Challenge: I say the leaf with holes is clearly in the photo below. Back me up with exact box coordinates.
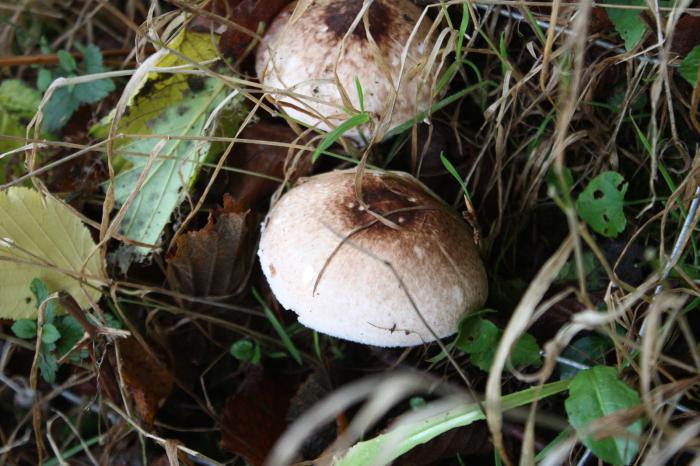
[0,187,105,319]
[577,171,628,238]
[565,365,642,465]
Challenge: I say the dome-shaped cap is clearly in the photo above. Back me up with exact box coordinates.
[258,169,488,347]
[256,0,442,142]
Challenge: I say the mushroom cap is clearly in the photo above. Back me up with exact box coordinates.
[258,169,488,347]
[256,0,442,143]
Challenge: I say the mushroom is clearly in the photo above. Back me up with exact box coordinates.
[258,168,488,347]
[255,0,444,143]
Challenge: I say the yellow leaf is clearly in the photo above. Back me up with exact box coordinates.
[0,187,105,319]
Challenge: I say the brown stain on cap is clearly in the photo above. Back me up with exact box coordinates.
[322,0,391,42]
[337,173,441,238]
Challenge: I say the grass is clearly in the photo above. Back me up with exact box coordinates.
[1,0,700,465]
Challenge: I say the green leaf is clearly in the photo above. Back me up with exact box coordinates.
[30,278,50,308]
[577,171,628,238]
[41,85,81,133]
[95,29,245,268]
[11,319,37,339]
[337,380,570,465]
[38,350,58,383]
[0,79,41,158]
[0,79,41,117]
[565,365,642,465]
[679,45,700,87]
[74,44,115,103]
[37,69,53,92]
[0,188,105,320]
[80,44,105,74]
[230,339,261,364]
[559,335,613,380]
[57,50,77,72]
[455,315,500,354]
[41,323,61,344]
[605,0,647,51]
[454,316,541,371]
[555,251,604,289]
[55,315,86,359]
[510,332,542,368]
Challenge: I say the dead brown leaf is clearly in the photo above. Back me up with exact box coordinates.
[227,122,312,210]
[166,195,256,300]
[219,0,292,59]
[117,337,174,426]
[672,15,700,57]
[221,367,294,466]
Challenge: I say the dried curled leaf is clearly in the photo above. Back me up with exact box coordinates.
[218,0,292,58]
[0,187,105,319]
[166,195,256,299]
[227,122,312,209]
[221,367,293,466]
[117,337,174,426]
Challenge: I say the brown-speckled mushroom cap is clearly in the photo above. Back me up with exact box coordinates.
[256,0,442,143]
[257,169,488,347]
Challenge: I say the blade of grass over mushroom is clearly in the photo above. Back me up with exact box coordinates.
[94,28,246,269]
[337,380,570,465]
[384,81,492,139]
[311,112,370,163]
[251,287,302,365]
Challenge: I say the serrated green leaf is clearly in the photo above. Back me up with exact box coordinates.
[0,79,41,159]
[0,105,29,157]
[565,366,642,465]
[38,350,58,383]
[455,315,500,354]
[97,28,245,269]
[0,187,105,319]
[41,323,61,344]
[11,319,37,339]
[41,86,81,133]
[454,316,541,371]
[510,332,542,368]
[577,171,628,238]
[37,69,53,92]
[55,315,86,359]
[0,79,41,117]
[605,0,647,51]
[79,44,105,74]
[679,45,700,87]
[73,44,115,103]
[57,50,77,72]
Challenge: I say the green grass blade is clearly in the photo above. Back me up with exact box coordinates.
[311,113,370,163]
[337,379,569,465]
[252,288,303,365]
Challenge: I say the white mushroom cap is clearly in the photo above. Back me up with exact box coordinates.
[256,0,442,143]
[258,169,488,347]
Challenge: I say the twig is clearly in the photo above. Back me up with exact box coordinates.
[0,48,153,67]
[58,292,98,338]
